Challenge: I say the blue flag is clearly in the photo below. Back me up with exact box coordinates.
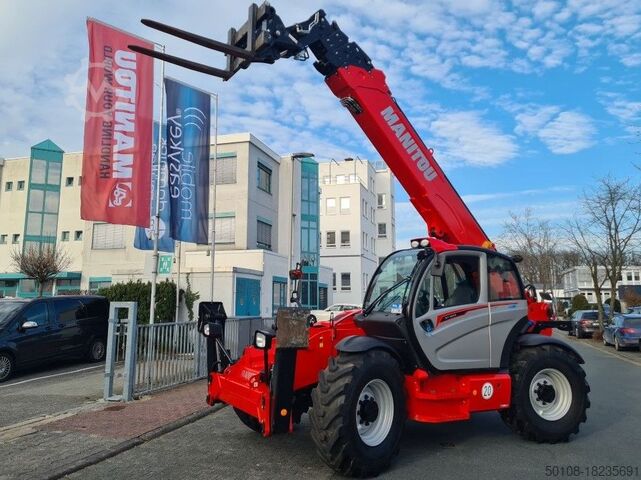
[165,78,210,244]
[134,122,175,252]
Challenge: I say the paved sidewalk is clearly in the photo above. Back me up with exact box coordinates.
[0,380,216,480]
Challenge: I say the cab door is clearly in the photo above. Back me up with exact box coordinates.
[412,251,491,371]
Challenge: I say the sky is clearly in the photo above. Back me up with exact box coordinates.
[1,0,640,248]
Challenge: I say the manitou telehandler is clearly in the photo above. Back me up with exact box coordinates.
[133,4,589,476]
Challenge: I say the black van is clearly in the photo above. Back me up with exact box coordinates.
[0,296,109,382]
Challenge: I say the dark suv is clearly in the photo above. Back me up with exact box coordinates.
[0,296,109,382]
[569,310,600,338]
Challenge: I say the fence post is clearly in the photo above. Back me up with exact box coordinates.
[122,302,138,401]
[103,309,118,401]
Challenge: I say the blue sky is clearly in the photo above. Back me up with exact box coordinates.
[1,0,640,247]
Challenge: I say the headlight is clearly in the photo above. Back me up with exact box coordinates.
[203,323,210,336]
[253,330,274,350]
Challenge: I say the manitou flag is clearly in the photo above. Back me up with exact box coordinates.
[81,19,154,227]
[165,78,210,243]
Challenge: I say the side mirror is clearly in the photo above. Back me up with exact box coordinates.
[21,320,38,330]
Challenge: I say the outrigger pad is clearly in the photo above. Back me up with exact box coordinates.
[275,307,310,349]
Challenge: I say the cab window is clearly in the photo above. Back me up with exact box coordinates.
[22,302,48,326]
[434,255,480,309]
[487,254,523,301]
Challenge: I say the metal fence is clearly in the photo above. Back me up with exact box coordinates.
[105,306,275,400]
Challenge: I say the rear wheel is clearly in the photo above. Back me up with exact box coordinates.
[310,350,405,477]
[87,338,106,362]
[615,337,622,351]
[233,407,263,433]
[501,344,589,443]
[0,352,14,383]
[574,326,582,338]
[603,335,610,346]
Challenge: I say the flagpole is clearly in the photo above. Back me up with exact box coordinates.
[210,94,218,302]
[174,240,182,322]
[149,47,165,325]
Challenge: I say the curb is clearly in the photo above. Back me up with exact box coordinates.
[45,404,226,480]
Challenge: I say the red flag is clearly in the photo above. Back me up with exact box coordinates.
[81,19,154,227]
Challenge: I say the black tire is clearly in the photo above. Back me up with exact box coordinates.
[0,351,15,383]
[233,407,263,433]
[500,344,589,443]
[87,338,106,362]
[310,350,405,477]
[575,326,582,339]
[603,335,610,346]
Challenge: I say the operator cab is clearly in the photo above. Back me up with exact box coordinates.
[358,240,528,373]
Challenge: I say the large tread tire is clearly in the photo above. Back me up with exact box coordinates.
[87,338,106,362]
[310,350,405,477]
[0,351,15,383]
[500,345,589,443]
[233,407,263,433]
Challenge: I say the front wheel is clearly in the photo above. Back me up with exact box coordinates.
[233,407,263,433]
[501,344,589,443]
[0,352,15,383]
[310,350,405,477]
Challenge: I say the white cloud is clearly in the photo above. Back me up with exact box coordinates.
[429,111,518,166]
[538,111,596,154]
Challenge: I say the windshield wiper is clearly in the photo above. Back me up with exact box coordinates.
[363,276,410,316]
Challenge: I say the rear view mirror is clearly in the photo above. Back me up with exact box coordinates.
[431,254,445,277]
[21,320,38,330]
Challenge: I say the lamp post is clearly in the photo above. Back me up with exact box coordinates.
[287,152,314,306]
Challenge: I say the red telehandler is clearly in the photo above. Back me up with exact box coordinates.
[133,4,589,476]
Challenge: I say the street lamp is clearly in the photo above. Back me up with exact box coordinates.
[288,152,315,306]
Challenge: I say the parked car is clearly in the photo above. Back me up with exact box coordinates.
[603,314,641,351]
[308,303,361,322]
[627,306,641,315]
[568,310,600,338]
[0,296,109,382]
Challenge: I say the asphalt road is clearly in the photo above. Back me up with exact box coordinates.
[0,360,106,428]
[69,336,641,480]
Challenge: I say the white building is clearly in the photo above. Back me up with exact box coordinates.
[562,265,641,308]
[319,159,396,306]
[0,135,332,318]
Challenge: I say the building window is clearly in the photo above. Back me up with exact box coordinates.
[5,181,12,191]
[65,176,74,187]
[635,272,640,281]
[89,278,112,292]
[326,231,336,247]
[377,193,386,208]
[74,230,83,241]
[336,174,346,184]
[341,230,350,247]
[215,156,237,184]
[213,216,236,244]
[340,197,350,214]
[627,272,633,281]
[47,162,62,185]
[363,273,369,293]
[272,279,287,315]
[341,273,351,291]
[0,234,6,244]
[319,286,328,309]
[322,175,330,184]
[326,198,336,214]
[257,220,272,250]
[17,181,25,191]
[92,223,125,249]
[378,223,387,238]
[61,231,70,241]
[257,162,272,193]
[332,273,336,291]
[363,232,367,251]
[12,234,20,244]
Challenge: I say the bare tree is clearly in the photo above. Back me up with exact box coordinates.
[501,209,559,290]
[566,175,641,326]
[10,244,71,297]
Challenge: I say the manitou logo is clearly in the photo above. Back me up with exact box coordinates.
[380,106,437,182]
[109,182,132,207]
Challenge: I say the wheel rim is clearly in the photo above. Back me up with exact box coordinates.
[355,379,394,447]
[615,338,620,350]
[529,368,572,421]
[0,355,11,380]
[92,341,105,360]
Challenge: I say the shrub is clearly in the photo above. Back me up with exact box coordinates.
[98,279,176,324]
[571,294,589,312]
